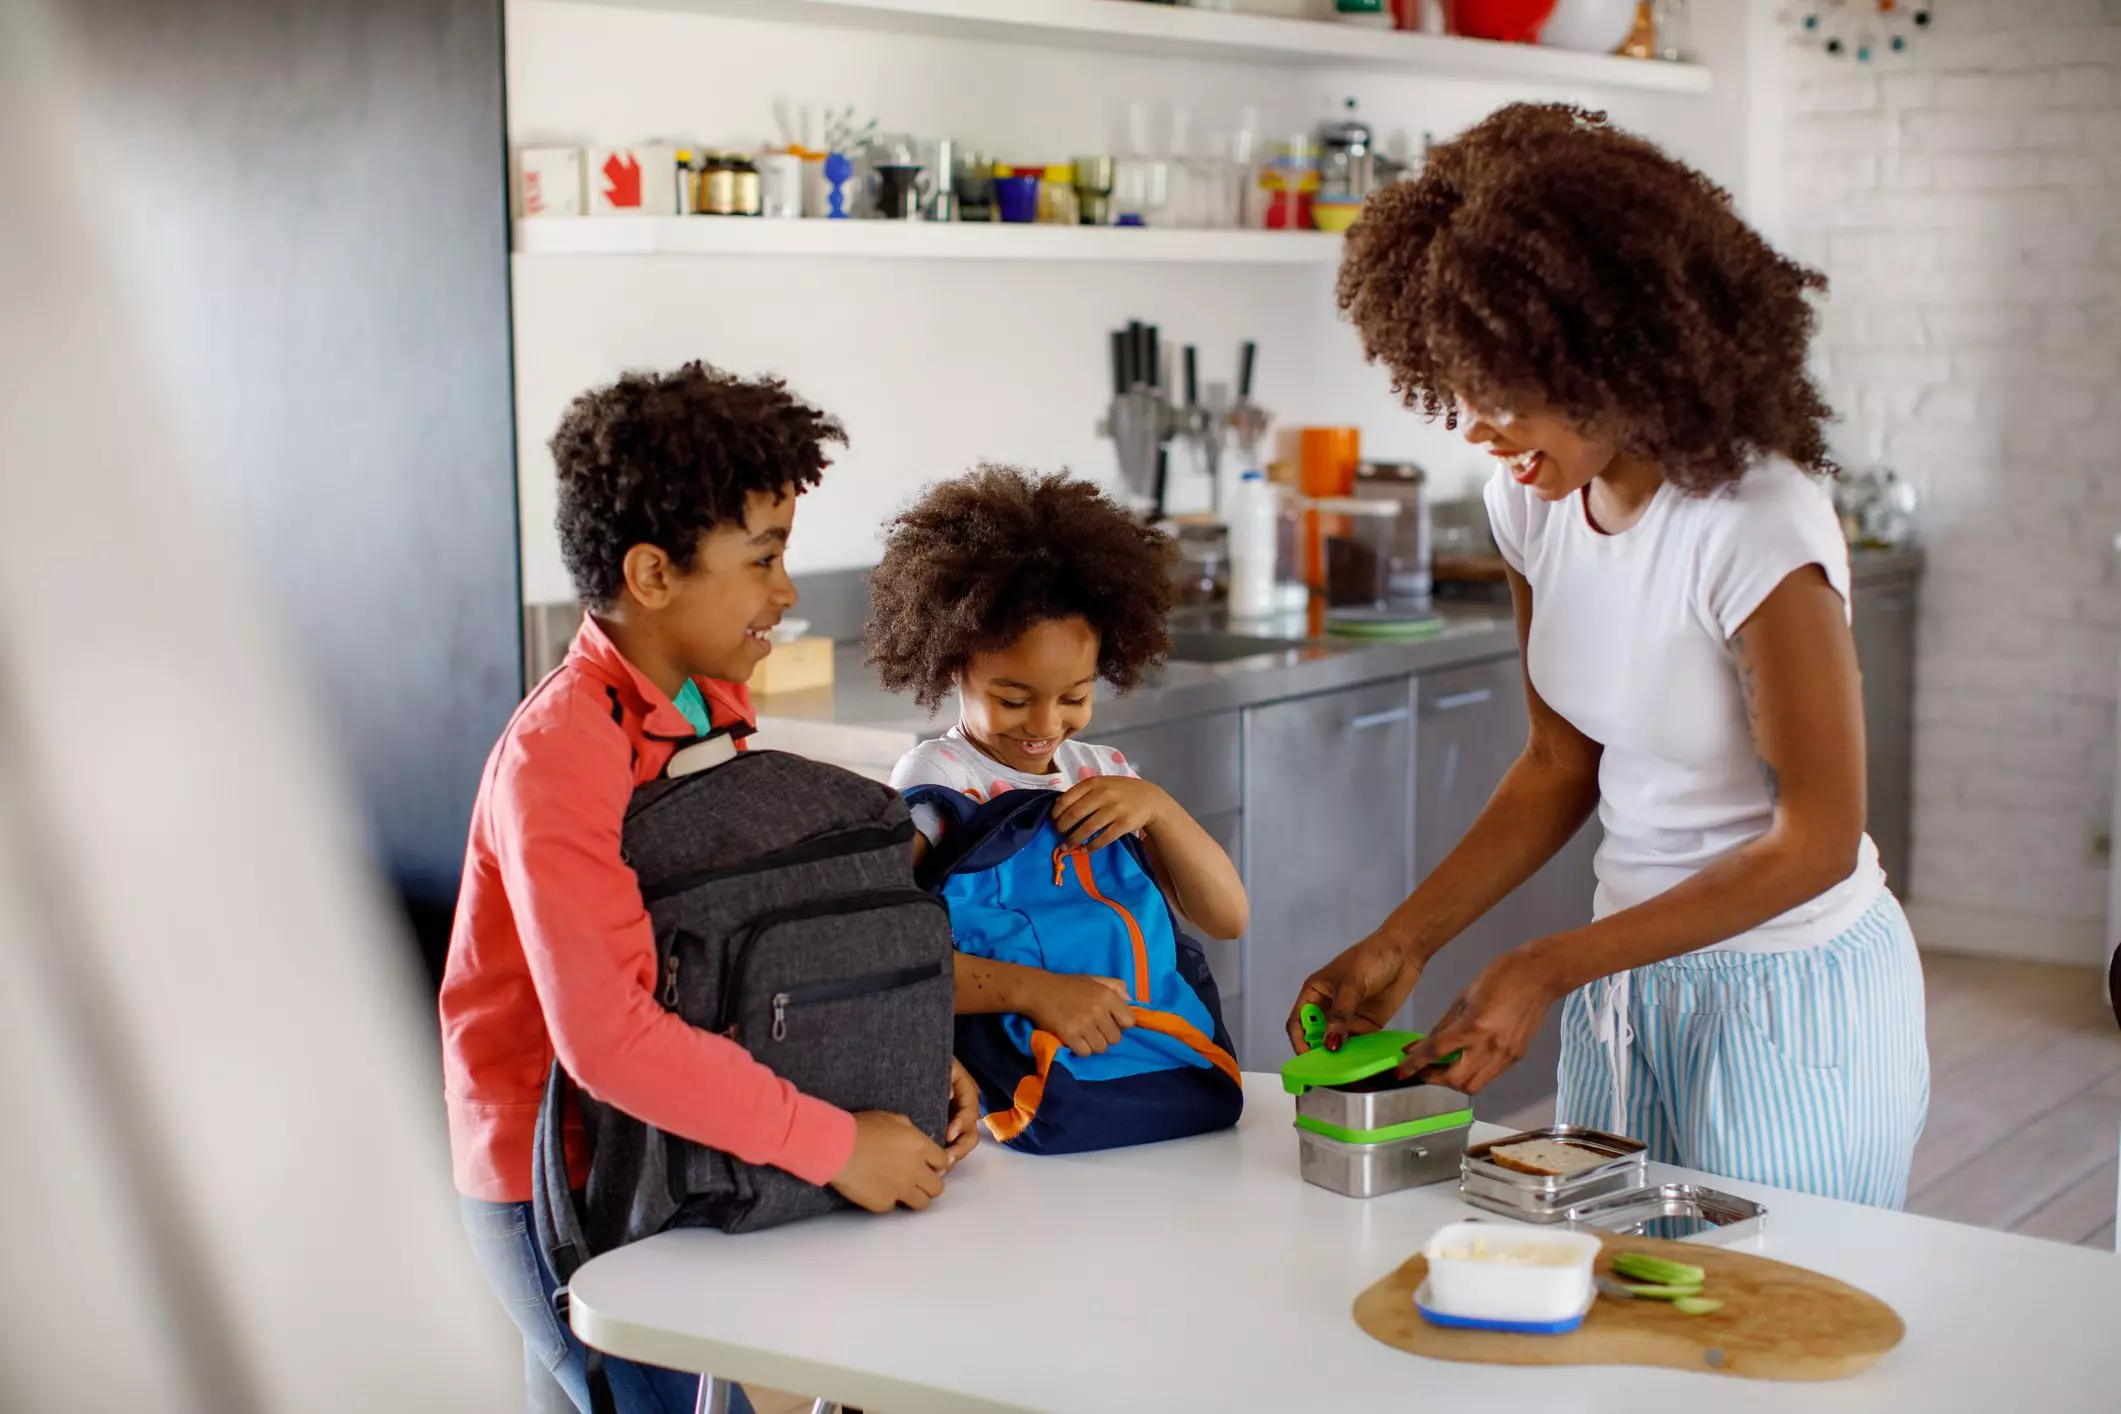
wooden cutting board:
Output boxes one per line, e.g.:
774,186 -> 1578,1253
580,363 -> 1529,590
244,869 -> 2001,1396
1353,1232 -> 1903,1382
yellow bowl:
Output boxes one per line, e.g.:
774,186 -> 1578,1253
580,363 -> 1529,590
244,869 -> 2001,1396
1312,203 -> 1362,234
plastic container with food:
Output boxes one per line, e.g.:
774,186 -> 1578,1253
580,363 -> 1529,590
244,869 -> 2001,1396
1420,1221 -> 1601,1325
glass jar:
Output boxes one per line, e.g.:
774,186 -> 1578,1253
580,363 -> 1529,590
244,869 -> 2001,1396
1040,164 -> 1081,225
1259,141 -> 1319,231
1172,522 -> 1229,607
1312,497 -> 1400,609
729,154 -> 762,216
700,153 -> 739,216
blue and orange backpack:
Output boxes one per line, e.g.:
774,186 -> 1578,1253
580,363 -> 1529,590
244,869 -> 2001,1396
906,784 -> 1244,1153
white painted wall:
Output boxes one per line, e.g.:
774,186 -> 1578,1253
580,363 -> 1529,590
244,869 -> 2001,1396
1751,0 -> 2121,965
506,0 -> 1752,600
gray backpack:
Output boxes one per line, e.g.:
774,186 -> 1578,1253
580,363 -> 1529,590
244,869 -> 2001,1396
532,748 -> 955,1297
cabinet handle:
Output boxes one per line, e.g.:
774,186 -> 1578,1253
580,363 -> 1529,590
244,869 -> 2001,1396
1429,688 -> 1494,712
1349,706 -> 1413,732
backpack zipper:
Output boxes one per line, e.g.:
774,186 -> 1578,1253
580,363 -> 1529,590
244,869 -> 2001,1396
769,960 -> 947,1041
716,887 -> 946,1034
662,951 -> 680,1009
640,819 -> 916,902
1050,845 -> 1153,1004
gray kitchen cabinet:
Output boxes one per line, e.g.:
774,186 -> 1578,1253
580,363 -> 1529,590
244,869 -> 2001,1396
1853,574 -> 1918,895
1405,657 -> 1598,1119
1095,712 -> 1242,821
1198,810 -> 1245,1035
1239,679 -> 1415,1067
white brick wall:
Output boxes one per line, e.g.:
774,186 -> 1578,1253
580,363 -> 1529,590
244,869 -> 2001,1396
1764,0 -> 2121,952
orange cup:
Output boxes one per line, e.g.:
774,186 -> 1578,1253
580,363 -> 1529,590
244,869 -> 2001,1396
1299,427 -> 1361,497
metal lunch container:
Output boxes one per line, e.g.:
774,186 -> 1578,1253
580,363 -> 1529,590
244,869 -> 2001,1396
1564,1183 -> 1768,1246
1298,1125 -> 1471,1199
1294,1075 -> 1473,1199
1294,1073 -> 1470,1139
1459,1125 -> 1649,1223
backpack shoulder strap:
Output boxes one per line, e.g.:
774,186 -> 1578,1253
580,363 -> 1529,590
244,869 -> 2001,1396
532,1062 -> 618,1414
906,785 -> 1058,890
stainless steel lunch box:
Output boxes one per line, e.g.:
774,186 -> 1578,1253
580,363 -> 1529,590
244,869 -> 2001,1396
1293,1075 -> 1472,1137
1564,1183 -> 1768,1245
1458,1125 -> 1650,1222
1297,1124 -> 1471,1199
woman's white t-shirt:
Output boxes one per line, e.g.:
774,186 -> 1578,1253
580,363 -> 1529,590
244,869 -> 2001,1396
1485,458 -> 1883,955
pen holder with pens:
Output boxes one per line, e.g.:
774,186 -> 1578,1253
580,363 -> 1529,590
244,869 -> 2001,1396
1282,1004 -> 1473,1199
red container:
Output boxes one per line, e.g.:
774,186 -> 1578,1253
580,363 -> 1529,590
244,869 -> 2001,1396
1448,0 -> 1559,43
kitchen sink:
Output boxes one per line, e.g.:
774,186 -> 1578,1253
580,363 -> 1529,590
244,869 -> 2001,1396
1166,631 -> 1304,663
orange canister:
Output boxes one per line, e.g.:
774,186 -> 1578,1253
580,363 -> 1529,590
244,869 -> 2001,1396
1299,427 -> 1361,497
1298,427 -> 1361,586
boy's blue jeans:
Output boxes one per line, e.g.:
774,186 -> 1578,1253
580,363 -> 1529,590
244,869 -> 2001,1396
460,1196 -> 754,1414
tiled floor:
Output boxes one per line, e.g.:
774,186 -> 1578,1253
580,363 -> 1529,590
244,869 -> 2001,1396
1499,951 -> 2121,1251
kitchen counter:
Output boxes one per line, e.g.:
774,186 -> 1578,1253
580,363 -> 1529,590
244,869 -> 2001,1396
758,604 -> 1520,743
565,1072 -> 2119,1413
756,547 -> 1925,746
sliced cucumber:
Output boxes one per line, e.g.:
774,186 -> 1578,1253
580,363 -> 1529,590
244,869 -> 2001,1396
1612,1252 -> 1708,1288
1673,1297 -> 1725,1316
1619,1281 -> 1707,1300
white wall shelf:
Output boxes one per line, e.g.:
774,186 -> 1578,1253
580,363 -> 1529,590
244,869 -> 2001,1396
558,0 -> 1713,94
514,216 -> 1345,263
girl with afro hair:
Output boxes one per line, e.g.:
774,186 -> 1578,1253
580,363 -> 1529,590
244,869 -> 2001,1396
867,466 -> 1248,1059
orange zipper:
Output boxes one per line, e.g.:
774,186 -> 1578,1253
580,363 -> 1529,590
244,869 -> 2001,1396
1053,846 -> 1151,1004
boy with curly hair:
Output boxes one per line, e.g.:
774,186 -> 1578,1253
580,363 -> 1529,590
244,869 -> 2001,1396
868,465 -> 1248,1060
442,364 -> 975,1413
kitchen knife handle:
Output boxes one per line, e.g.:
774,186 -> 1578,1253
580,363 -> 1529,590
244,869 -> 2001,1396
1238,339 -> 1257,398
1143,324 -> 1161,390
1183,345 -> 1198,407
1111,328 -> 1132,397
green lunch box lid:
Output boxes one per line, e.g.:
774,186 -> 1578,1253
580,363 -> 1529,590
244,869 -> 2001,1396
1280,1003 -> 1425,1094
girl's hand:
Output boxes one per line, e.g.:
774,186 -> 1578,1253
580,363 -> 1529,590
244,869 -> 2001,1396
1397,945 -> 1565,1091
1025,973 -> 1136,1055
1053,776 -> 1173,851
1285,930 -> 1423,1053
943,1058 -> 981,1167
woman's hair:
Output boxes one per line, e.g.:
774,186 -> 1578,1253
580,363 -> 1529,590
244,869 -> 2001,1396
1337,103 -> 1835,490
865,466 -> 1175,710
550,361 -> 846,608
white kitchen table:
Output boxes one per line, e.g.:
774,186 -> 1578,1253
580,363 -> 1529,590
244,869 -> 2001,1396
567,1075 -> 2121,1413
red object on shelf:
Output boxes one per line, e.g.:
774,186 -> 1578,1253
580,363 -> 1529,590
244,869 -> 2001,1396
1448,0 -> 1559,43
1391,0 -> 1423,28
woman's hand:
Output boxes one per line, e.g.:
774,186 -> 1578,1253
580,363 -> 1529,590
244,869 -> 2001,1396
1285,931 -> 1423,1053
1053,776 -> 1172,851
943,1058 -> 981,1167
1398,944 -> 1566,1092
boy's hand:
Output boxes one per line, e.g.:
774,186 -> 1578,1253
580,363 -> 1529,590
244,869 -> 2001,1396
830,1111 -> 949,1213
944,1059 -> 981,1167
1026,974 -> 1136,1056
1054,776 -> 1172,851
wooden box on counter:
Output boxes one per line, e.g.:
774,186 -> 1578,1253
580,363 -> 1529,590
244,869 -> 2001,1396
752,637 -> 835,697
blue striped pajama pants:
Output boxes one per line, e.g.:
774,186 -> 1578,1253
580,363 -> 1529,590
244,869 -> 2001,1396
1554,891 -> 1931,1209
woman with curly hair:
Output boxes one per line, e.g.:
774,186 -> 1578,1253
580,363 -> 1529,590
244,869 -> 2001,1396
1288,104 -> 1928,1208
868,466 -> 1248,1058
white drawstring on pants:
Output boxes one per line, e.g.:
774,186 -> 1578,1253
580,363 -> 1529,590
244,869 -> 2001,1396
1589,972 -> 1634,1135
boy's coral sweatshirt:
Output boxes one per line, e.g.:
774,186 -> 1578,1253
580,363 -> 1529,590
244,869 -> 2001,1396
439,615 -> 855,1202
